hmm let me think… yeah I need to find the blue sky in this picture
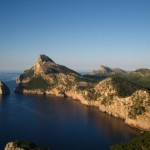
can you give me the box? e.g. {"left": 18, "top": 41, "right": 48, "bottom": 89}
{"left": 0, "top": 0, "right": 150, "bottom": 72}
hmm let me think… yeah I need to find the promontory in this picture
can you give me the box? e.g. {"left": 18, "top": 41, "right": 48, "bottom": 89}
{"left": 15, "top": 54, "right": 150, "bottom": 131}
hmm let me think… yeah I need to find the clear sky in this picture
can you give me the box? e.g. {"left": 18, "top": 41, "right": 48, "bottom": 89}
{"left": 0, "top": 0, "right": 150, "bottom": 72}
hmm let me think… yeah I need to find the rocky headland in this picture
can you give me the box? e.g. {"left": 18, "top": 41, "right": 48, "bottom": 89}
{"left": 0, "top": 81, "right": 10, "bottom": 95}
{"left": 15, "top": 54, "right": 150, "bottom": 131}
{"left": 4, "top": 141, "right": 49, "bottom": 150}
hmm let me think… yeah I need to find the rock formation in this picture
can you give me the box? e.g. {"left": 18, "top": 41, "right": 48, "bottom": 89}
{"left": 90, "top": 65, "right": 126, "bottom": 75}
{"left": 0, "top": 81, "right": 10, "bottom": 95}
{"left": 5, "top": 142, "right": 20, "bottom": 150}
{"left": 4, "top": 141, "right": 49, "bottom": 150}
{"left": 15, "top": 54, "right": 150, "bottom": 131}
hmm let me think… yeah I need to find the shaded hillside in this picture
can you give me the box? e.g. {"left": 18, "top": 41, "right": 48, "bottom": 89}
{"left": 89, "top": 66, "right": 150, "bottom": 88}
{"left": 111, "top": 132, "right": 150, "bottom": 150}
{"left": 111, "top": 77, "right": 144, "bottom": 98}
{"left": 122, "top": 70, "right": 150, "bottom": 89}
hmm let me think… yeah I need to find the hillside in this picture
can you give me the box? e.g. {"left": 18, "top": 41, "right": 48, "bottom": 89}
{"left": 89, "top": 66, "right": 150, "bottom": 88}
{"left": 90, "top": 65, "right": 126, "bottom": 75}
{"left": 111, "top": 132, "right": 150, "bottom": 150}
{"left": 123, "top": 69, "right": 150, "bottom": 89}
{"left": 15, "top": 55, "right": 150, "bottom": 131}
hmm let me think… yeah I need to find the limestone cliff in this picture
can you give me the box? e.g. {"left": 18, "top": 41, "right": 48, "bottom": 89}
{"left": 15, "top": 54, "right": 150, "bottom": 131}
{"left": 0, "top": 81, "right": 10, "bottom": 95}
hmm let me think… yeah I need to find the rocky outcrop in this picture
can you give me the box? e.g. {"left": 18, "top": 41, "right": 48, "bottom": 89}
{"left": 5, "top": 142, "right": 25, "bottom": 150}
{"left": 90, "top": 65, "right": 126, "bottom": 75}
{"left": 15, "top": 54, "right": 150, "bottom": 131}
{"left": 4, "top": 141, "right": 49, "bottom": 150}
{"left": 0, "top": 81, "right": 10, "bottom": 95}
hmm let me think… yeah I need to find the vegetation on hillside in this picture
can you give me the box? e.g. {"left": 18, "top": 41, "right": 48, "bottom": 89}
{"left": 88, "top": 68, "right": 150, "bottom": 89}
{"left": 111, "top": 132, "right": 150, "bottom": 150}
{"left": 22, "top": 68, "right": 34, "bottom": 79}
{"left": 25, "top": 75, "right": 49, "bottom": 90}
{"left": 13, "top": 140, "right": 50, "bottom": 150}
{"left": 111, "top": 77, "right": 142, "bottom": 98}
{"left": 125, "top": 75, "right": 150, "bottom": 89}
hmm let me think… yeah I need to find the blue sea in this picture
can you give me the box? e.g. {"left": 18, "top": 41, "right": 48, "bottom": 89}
{"left": 0, "top": 72, "right": 140, "bottom": 150}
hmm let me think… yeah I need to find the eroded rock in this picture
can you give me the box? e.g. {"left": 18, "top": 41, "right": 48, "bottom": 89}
{"left": 0, "top": 81, "right": 10, "bottom": 95}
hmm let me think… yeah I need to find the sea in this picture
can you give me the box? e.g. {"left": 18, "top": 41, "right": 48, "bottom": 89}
{"left": 0, "top": 72, "right": 140, "bottom": 150}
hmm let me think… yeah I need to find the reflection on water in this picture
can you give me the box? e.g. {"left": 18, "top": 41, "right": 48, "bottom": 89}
{"left": 0, "top": 80, "right": 140, "bottom": 150}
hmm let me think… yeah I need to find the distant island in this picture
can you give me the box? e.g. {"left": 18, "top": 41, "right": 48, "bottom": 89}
{"left": 15, "top": 54, "right": 150, "bottom": 131}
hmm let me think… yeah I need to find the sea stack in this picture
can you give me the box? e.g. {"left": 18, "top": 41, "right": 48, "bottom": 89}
{"left": 0, "top": 80, "right": 10, "bottom": 95}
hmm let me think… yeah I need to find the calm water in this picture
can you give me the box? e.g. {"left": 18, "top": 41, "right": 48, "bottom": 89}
{"left": 0, "top": 73, "right": 140, "bottom": 150}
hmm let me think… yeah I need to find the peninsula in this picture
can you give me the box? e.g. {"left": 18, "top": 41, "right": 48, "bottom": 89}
{"left": 15, "top": 55, "right": 150, "bottom": 131}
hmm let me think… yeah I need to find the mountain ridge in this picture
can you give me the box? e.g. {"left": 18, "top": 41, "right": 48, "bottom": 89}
{"left": 90, "top": 65, "right": 126, "bottom": 75}
{"left": 88, "top": 66, "right": 150, "bottom": 89}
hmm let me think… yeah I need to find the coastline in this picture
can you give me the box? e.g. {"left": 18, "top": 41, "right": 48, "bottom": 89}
{"left": 15, "top": 87, "right": 150, "bottom": 132}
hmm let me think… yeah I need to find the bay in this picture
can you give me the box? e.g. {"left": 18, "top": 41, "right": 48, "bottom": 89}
{"left": 0, "top": 73, "right": 140, "bottom": 150}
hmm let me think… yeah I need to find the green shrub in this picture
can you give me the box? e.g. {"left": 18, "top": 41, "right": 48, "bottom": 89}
{"left": 23, "top": 68, "right": 34, "bottom": 79}
{"left": 111, "top": 77, "right": 142, "bottom": 98}
{"left": 13, "top": 140, "right": 50, "bottom": 150}
{"left": 83, "top": 88, "right": 101, "bottom": 101}
{"left": 128, "top": 105, "right": 145, "bottom": 119}
{"left": 101, "top": 95, "right": 113, "bottom": 106}
{"left": 111, "top": 132, "right": 150, "bottom": 150}
{"left": 25, "top": 75, "right": 49, "bottom": 90}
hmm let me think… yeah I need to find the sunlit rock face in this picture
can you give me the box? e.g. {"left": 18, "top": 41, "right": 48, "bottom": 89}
{"left": 4, "top": 142, "right": 21, "bottom": 150}
{"left": 4, "top": 141, "right": 48, "bottom": 150}
{"left": 0, "top": 81, "right": 10, "bottom": 95}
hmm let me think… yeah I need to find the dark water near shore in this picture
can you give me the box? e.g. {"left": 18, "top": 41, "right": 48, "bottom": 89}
{"left": 0, "top": 73, "right": 140, "bottom": 150}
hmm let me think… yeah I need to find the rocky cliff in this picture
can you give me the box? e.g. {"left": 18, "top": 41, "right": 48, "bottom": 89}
{"left": 15, "top": 54, "right": 150, "bottom": 131}
{"left": 0, "top": 81, "right": 10, "bottom": 95}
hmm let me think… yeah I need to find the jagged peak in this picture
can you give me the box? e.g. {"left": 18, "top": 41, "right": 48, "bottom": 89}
{"left": 38, "top": 54, "right": 55, "bottom": 63}
{"left": 99, "top": 65, "right": 111, "bottom": 70}
{"left": 98, "top": 65, "right": 112, "bottom": 73}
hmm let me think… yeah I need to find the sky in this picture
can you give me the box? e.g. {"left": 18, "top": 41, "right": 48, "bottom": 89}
{"left": 0, "top": 0, "right": 150, "bottom": 72}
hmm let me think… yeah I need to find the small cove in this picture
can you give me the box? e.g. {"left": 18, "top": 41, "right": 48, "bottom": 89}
{"left": 0, "top": 73, "right": 140, "bottom": 150}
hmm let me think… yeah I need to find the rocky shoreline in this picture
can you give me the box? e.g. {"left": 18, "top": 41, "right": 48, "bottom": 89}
{"left": 14, "top": 55, "right": 150, "bottom": 131}
{"left": 4, "top": 141, "right": 50, "bottom": 150}
{"left": 15, "top": 87, "right": 150, "bottom": 131}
